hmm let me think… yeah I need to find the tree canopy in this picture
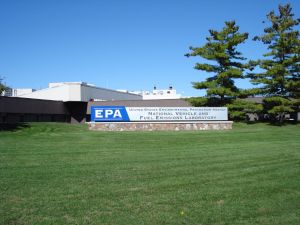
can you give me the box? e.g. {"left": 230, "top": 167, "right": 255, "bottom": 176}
{"left": 186, "top": 21, "right": 249, "bottom": 106}
{"left": 249, "top": 3, "right": 300, "bottom": 121}
{"left": 250, "top": 4, "right": 300, "bottom": 97}
{"left": 186, "top": 4, "right": 300, "bottom": 122}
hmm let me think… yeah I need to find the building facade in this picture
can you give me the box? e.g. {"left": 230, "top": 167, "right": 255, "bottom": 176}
{"left": 14, "top": 82, "right": 142, "bottom": 102}
{"left": 119, "top": 86, "right": 182, "bottom": 100}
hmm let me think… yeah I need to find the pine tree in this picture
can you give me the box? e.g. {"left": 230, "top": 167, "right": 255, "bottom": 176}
{"left": 250, "top": 4, "right": 300, "bottom": 122}
{"left": 186, "top": 21, "right": 249, "bottom": 106}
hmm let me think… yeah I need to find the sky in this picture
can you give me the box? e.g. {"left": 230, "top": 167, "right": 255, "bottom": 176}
{"left": 0, "top": 0, "right": 299, "bottom": 97}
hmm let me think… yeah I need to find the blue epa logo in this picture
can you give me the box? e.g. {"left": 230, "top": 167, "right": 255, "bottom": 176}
{"left": 95, "top": 109, "right": 122, "bottom": 119}
{"left": 91, "top": 106, "right": 129, "bottom": 122}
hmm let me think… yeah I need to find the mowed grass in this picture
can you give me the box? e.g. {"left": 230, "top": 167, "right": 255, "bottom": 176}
{"left": 0, "top": 123, "right": 300, "bottom": 225}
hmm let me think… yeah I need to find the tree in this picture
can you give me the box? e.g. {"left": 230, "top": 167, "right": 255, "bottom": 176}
{"left": 249, "top": 4, "right": 300, "bottom": 122}
{"left": 226, "top": 99, "right": 263, "bottom": 121}
{"left": 185, "top": 21, "right": 249, "bottom": 106}
{"left": 0, "top": 77, "right": 7, "bottom": 95}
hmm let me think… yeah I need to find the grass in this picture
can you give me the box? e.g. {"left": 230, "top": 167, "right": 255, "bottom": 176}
{"left": 0, "top": 122, "right": 300, "bottom": 225}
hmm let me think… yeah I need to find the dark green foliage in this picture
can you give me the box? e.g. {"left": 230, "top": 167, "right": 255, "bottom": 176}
{"left": 187, "top": 97, "right": 208, "bottom": 106}
{"left": 186, "top": 21, "right": 249, "bottom": 106}
{"left": 263, "top": 97, "right": 295, "bottom": 122}
{"left": 227, "top": 99, "right": 263, "bottom": 120}
{"left": 0, "top": 77, "right": 7, "bottom": 94}
{"left": 250, "top": 4, "right": 300, "bottom": 121}
{"left": 187, "top": 96, "right": 231, "bottom": 107}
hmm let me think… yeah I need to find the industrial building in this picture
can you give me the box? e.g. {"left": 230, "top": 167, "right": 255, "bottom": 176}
{"left": 2, "top": 88, "right": 36, "bottom": 97}
{"left": 122, "top": 86, "right": 182, "bottom": 100}
{"left": 0, "top": 96, "right": 190, "bottom": 124}
{"left": 4, "top": 82, "right": 183, "bottom": 101}
{"left": 9, "top": 82, "right": 142, "bottom": 102}
{"left": 0, "top": 81, "right": 189, "bottom": 124}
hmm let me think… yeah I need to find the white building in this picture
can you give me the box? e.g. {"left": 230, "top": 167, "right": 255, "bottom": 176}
{"left": 1, "top": 88, "right": 36, "bottom": 97}
{"left": 121, "top": 86, "right": 182, "bottom": 100}
{"left": 13, "top": 88, "right": 36, "bottom": 97}
{"left": 16, "top": 82, "right": 142, "bottom": 102}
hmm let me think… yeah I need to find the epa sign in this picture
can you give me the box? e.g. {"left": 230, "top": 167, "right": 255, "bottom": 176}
{"left": 91, "top": 106, "right": 228, "bottom": 122}
{"left": 91, "top": 106, "right": 129, "bottom": 122}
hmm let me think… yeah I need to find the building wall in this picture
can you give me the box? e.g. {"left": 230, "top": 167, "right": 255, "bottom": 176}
{"left": 12, "top": 89, "right": 35, "bottom": 97}
{"left": 1, "top": 98, "right": 191, "bottom": 124}
{"left": 0, "top": 96, "right": 69, "bottom": 114}
{"left": 142, "top": 89, "right": 181, "bottom": 100}
{"left": 128, "top": 88, "right": 182, "bottom": 100}
{"left": 17, "top": 83, "right": 142, "bottom": 102}
{"left": 142, "top": 93, "right": 181, "bottom": 100}
{"left": 81, "top": 84, "right": 142, "bottom": 102}
{"left": 0, "top": 96, "right": 70, "bottom": 123}
{"left": 18, "top": 85, "right": 73, "bottom": 101}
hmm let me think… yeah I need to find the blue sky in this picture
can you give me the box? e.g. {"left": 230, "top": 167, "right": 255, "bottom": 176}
{"left": 1, "top": 0, "right": 299, "bottom": 97}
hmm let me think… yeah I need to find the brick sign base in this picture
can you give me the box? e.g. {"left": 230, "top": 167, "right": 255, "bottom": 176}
{"left": 88, "top": 121, "right": 233, "bottom": 131}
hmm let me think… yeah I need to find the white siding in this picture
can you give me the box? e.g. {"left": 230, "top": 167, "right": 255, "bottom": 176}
{"left": 80, "top": 85, "right": 142, "bottom": 101}
{"left": 19, "top": 85, "right": 73, "bottom": 101}
{"left": 18, "top": 82, "right": 142, "bottom": 102}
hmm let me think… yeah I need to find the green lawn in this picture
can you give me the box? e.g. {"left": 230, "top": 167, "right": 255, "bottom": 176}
{"left": 0, "top": 123, "right": 300, "bottom": 225}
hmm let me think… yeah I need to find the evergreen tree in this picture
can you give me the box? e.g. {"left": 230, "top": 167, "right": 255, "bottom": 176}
{"left": 0, "top": 77, "right": 7, "bottom": 95}
{"left": 250, "top": 4, "right": 300, "bottom": 122}
{"left": 185, "top": 21, "right": 249, "bottom": 106}
{"left": 226, "top": 99, "right": 263, "bottom": 121}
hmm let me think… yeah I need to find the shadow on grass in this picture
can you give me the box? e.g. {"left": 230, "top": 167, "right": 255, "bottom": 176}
{"left": 0, "top": 123, "right": 31, "bottom": 132}
{"left": 237, "top": 120, "right": 299, "bottom": 127}
{"left": 267, "top": 121, "right": 299, "bottom": 126}
{"left": 232, "top": 119, "right": 300, "bottom": 128}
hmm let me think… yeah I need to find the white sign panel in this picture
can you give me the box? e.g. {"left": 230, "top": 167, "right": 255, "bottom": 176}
{"left": 91, "top": 106, "right": 228, "bottom": 121}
